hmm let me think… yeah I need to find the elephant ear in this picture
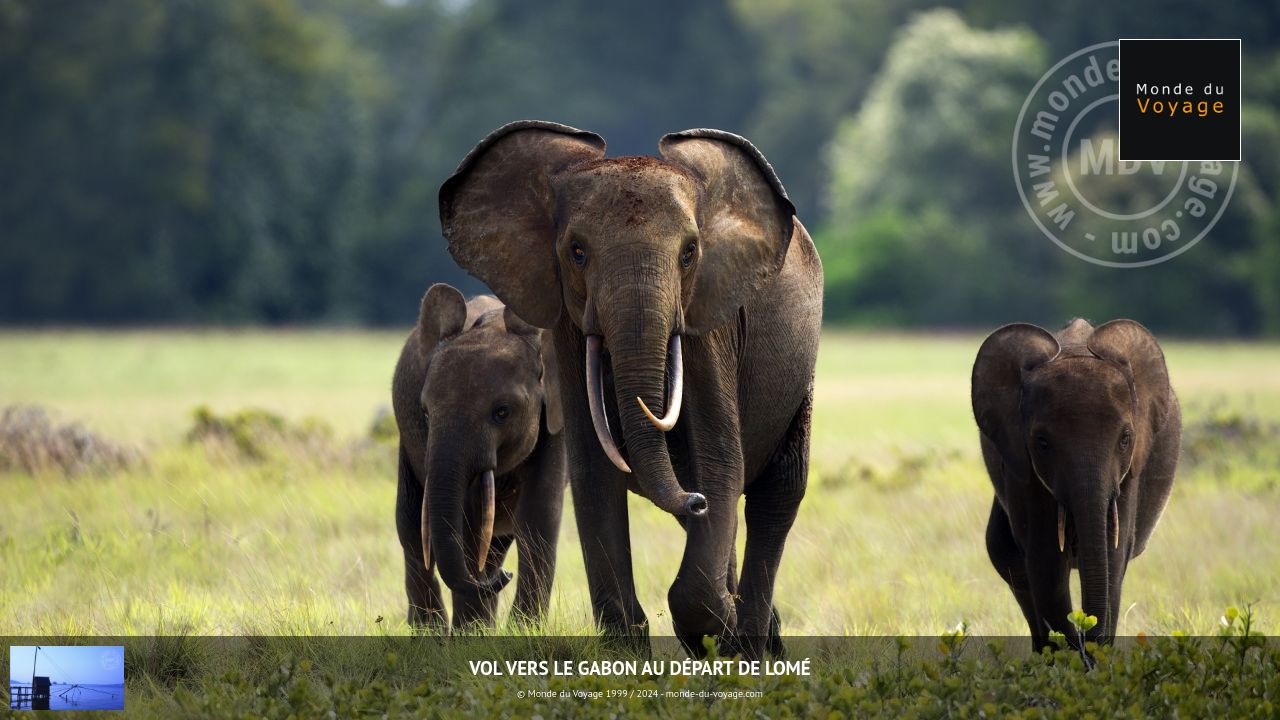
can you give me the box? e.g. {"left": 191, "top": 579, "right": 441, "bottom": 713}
{"left": 418, "top": 283, "right": 468, "bottom": 362}
{"left": 658, "top": 129, "right": 796, "bottom": 333}
{"left": 440, "top": 121, "right": 607, "bottom": 329}
{"left": 1088, "top": 319, "right": 1173, "bottom": 461}
{"left": 971, "top": 323, "right": 1061, "bottom": 480}
{"left": 501, "top": 307, "right": 562, "bottom": 435}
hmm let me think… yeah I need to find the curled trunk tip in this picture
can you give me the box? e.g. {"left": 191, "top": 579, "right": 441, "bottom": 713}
{"left": 428, "top": 467, "right": 510, "bottom": 597}
{"left": 684, "top": 492, "right": 708, "bottom": 517}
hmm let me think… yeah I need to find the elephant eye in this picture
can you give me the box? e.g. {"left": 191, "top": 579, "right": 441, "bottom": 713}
{"left": 491, "top": 403, "right": 511, "bottom": 424}
{"left": 1119, "top": 430, "right": 1132, "bottom": 451}
{"left": 570, "top": 241, "right": 587, "bottom": 266}
{"left": 1036, "top": 435, "right": 1050, "bottom": 451}
{"left": 680, "top": 240, "right": 697, "bottom": 268}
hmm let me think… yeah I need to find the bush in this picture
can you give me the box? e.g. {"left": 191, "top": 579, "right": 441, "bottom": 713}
{"left": 0, "top": 405, "right": 140, "bottom": 476}
{"left": 1182, "top": 406, "right": 1280, "bottom": 492}
{"left": 185, "top": 405, "right": 393, "bottom": 472}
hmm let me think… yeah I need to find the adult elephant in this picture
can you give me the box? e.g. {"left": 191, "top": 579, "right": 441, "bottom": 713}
{"left": 439, "top": 121, "right": 823, "bottom": 657}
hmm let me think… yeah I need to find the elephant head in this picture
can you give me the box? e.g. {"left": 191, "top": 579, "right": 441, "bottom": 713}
{"left": 972, "top": 319, "right": 1174, "bottom": 640}
{"left": 415, "top": 283, "right": 562, "bottom": 596}
{"left": 439, "top": 121, "right": 795, "bottom": 518}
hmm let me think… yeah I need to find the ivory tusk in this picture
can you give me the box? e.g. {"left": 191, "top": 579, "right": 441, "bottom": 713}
{"left": 1057, "top": 504, "right": 1066, "bottom": 553}
{"left": 586, "top": 335, "right": 631, "bottom": 473}
{"left": 1110, "top": 497, "right": 1120, "bottom": 550}
{"left": 636, "top": 335, "right": 683, "bottom": 432}
{"left": 420, "top": 484, "right": 431, "bottom": 571}
{"left": 476, "top": 469, "right": 495, "bottom": 574}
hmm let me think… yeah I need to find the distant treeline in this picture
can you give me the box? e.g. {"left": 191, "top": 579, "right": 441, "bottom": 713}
{"left": 1, "top": 0, "right": 1278, "bottom": 334}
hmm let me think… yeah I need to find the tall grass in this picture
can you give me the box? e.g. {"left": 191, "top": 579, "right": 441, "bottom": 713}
{"left": 1, "top": 330, "right": 1278, "bottom": 637}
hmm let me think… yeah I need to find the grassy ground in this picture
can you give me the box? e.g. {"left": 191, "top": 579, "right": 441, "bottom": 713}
{"left": 1, "top": 329, "right": 1278, "bottom": 639}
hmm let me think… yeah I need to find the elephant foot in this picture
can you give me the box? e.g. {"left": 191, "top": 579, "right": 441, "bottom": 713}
{"left": 669, "top": 582, "right": 735, "bottom": 658}
{"left": 767, "top": 606, "right": 784, "bottom": 658}
{"left": 719, "top": 609, "right": 783, "bottom": 661}
{"left": 599, "top": 630, "right": 652, "bottom": 659}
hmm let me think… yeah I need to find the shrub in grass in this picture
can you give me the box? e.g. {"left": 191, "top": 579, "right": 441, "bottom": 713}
{"left": 185, "top": 405, "right": 393, "bottom": 472}
{"left": 0, "top": 404, "right": 140, "bottom": 476}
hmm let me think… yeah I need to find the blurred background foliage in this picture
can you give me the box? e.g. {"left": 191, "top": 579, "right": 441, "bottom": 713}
{"left": 1, "top": 0, "right": 1277, "bottom": 334}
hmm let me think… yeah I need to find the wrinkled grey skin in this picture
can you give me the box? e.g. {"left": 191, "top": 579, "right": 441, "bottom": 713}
{"left": 438, "top": 121, "right": 823, "bottom": 658}
{"left": 972, "top": 318, "right": 1180, "bottom": 650}
{"left": 392, "top": 283, "right": 566, "bottom": 630}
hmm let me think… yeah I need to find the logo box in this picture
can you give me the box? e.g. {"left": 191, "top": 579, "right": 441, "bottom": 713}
{"left": 1119, "top": 39, "right": 1241, "bottom": 161}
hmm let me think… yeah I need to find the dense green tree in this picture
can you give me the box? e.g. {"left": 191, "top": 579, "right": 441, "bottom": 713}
{"left": 0, "top": 0, "right": 375, "bottom": 323}
{"left": 0, "top": 0, "right": 1277, "bottom": 334}
{"left": 821, "top": 10, "right": 1054, "bottom": 326}
{"left": 821, "top": 8, "right": 1280, "bottom": 336}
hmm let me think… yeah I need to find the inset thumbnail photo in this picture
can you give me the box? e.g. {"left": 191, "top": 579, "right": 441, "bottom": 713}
{"left": 8, "top": 645, "right": 124, "bottom": 711}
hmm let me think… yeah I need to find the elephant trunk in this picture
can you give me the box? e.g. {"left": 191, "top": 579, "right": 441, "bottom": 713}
{"left": 584, "top": 257, "right": 705, "bottom": 517}
{"left": 611, "top": 339, "right": 706, "bottom": 517}
{"left": 425, "top": 443, "right": 509, "bottom": 596}
{"left": 1073, "top": 485, "right": 1113, "bottom": 644}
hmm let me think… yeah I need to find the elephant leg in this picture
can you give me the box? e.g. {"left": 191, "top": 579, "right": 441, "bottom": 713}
{"left": 569, "top": 455, "right": 647, "bottom": 645}
{"left": 1024, "top": 526, "right": 1073, "bottom": 652}
{"left": 716, "top": 529, "right": 753, "bottom": 658}
{"left": 669, "top": 485, "right": 741, "bottom": 658}
{"left": 672, "top": 511, "right": 744, "bottom": 657}
{"left": 512, "top": 432, "right": 567, "bottom": 625}
{"left": 556, "top": 323, "right": 647, "bottom": 648}
{"left": 452, "top": 535, "right": 515, "bottom": 629}
{"left": 396, "top": 445, "right": 446, "bottom": 630}
{"left": 668, "top": 372, "right": 746, "bottom": 658}
{"left": 735, "top": 390, "right": 812, "bottom": 660}
{"left": 985, "top": 498, "right": 1036, "bottom": 645}
{"left": 1107, "top": 558, "right": 1129, "bottom": 641}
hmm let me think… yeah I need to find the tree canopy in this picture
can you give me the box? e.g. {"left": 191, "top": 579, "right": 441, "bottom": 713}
{"left": 1, "top": 0, "right": 1277, "bottom": 334}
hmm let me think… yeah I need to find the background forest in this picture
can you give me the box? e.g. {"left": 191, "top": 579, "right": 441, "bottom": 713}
{"left": 2, "top": 0, "right": 1279, "bottom": 334}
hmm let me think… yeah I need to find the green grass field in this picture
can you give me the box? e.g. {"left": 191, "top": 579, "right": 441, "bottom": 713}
{"left": 2, "top": 329, "right": 1278, "bottom": 638}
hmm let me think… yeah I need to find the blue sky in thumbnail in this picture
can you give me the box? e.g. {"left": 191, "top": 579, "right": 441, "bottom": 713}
{"left": 9, "top": 646, "right": 124, "bottom": 685}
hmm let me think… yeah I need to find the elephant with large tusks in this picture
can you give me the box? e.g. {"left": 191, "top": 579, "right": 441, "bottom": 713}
{"left": 392, "top": 283, "right": 566, "bottom": 630}
{"left": 972, "top": 318, "right": 1181, "bottom": 650}
{"left": 438, "top": 120, "right": 823, "bottom": 658}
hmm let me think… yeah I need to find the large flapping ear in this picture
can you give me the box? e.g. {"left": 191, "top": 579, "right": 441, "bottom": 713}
{"left": 971, "top": 323, "right": 1061, "bottom": 480}
{"left": 658, "top": 129, "right": 796, "bottom": 333}
{"left": 418, "top": 283, "right": 468, "bottom": 361}
{"left": 440, "top": 121, "right": 607, "bottom": 329}
{"left": 501, "top": 306, "right": 562, "bottom": 435}
{"left": 1088, "top": 319, "right": 1174, "bottom": 459}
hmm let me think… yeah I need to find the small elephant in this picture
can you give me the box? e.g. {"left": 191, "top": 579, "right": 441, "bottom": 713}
{"left": 392, "top": 283, "right": 566, "bottom": 630}
{"left": 972, "top": 318, "right": 1180, "bottom": 649}
{"left": 438, "top": 121, "right": 823, "bottom": 658}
